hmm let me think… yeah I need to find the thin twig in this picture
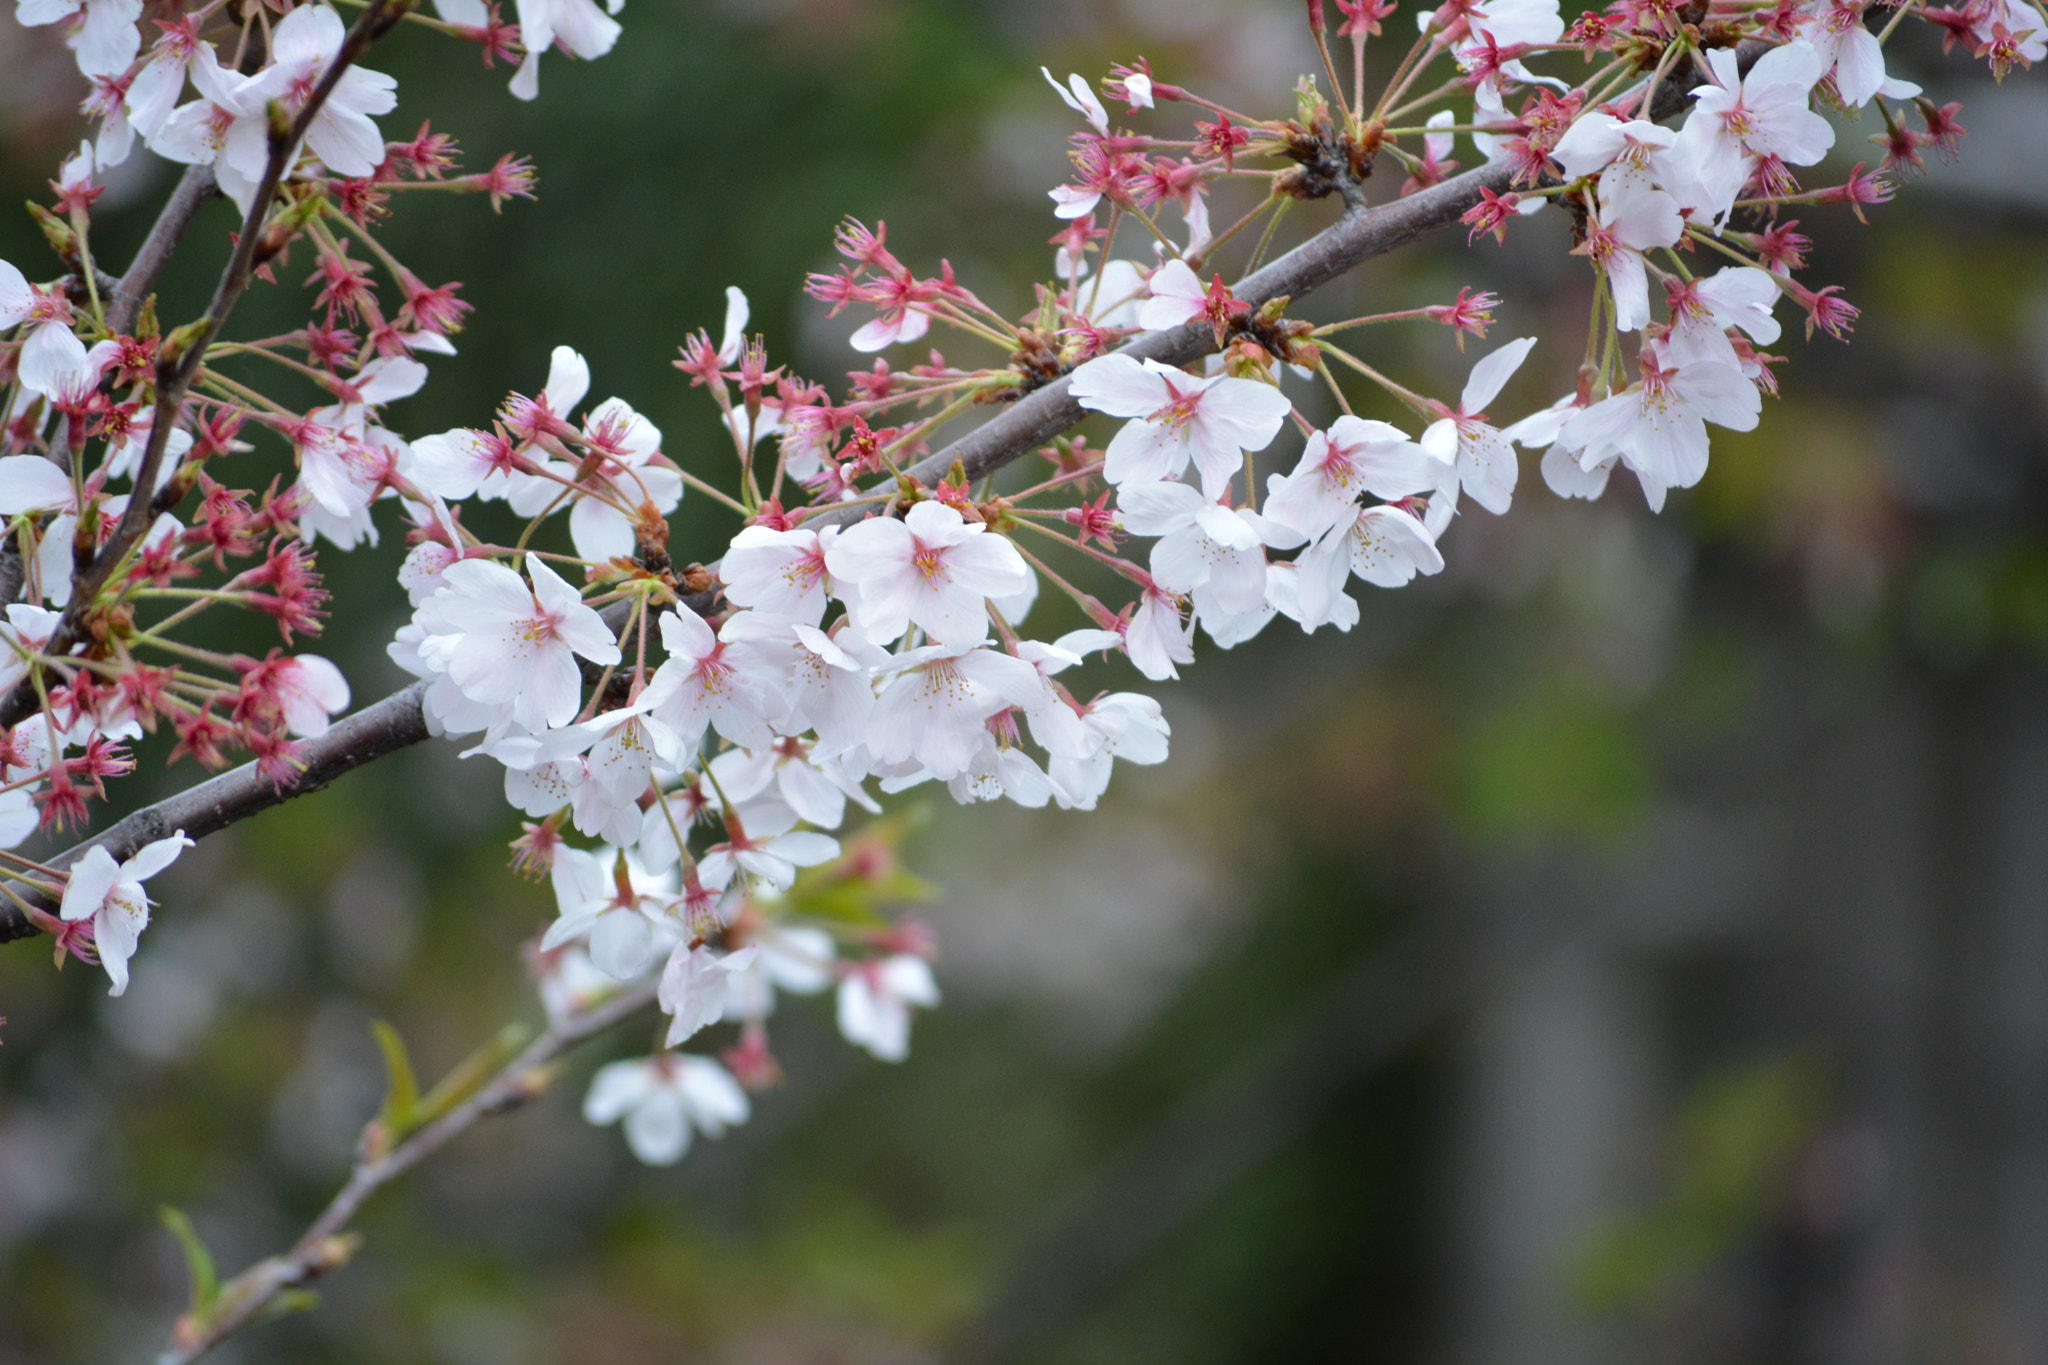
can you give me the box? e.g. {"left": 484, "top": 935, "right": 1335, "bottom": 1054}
{"left": 107, "top": 165, "right": 221, "bottom": 336}
{"left": 0, "top": 0, "right": 402, "bottom": 730}
{"left": 154, "top": 978, "right": 660, "bottom": 1365}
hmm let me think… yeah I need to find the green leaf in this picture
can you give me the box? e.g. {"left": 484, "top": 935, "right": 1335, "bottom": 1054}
{"left": 786, "top": 810, "right": 938, "bottom": 927}
{"left": 370, "top": 1019, "right": 421, "bottom": 1140}
{"left": 413, "top": 1023, "right": 531, "bottom": 1129}
{"left": 158, "top": 1206, "right": 219, "bottom": 1321}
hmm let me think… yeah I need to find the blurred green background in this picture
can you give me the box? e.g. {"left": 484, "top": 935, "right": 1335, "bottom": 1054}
{"left": 5, "top": 2, "right": 2048, "bottom": 1362}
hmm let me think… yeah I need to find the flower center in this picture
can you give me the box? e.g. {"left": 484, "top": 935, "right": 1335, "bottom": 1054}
{"left": 911, "top": 541, "right": 948, "bottom": 582}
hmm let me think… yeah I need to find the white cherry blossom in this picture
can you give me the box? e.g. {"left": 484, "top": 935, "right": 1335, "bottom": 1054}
{"left": 1038, "top": 692, "right": 1170, "bottom": 811}
{"left": 1041, "top": 66, "right": 1108, "bottom": 134}
{"left": 720, "top": 612, "right": 884, "bottom": 760}
{"left": 722, "top": 922, "right": 836, "bottom": 1021}
{"left": 583, "top": 1054, "right": 749, "bottom": 1166}
{"left": 1672, "top": 42, "right": 1834, "bottom": 223}
{"left": 1124, "top": 583, "right": 1194, "bottom": 681}
{"left": 641, "top": 604, "right": 784, "bottom": 764}
{"left": 1294, "top": 504, "right": 1445, "bottom": 628}
{"left": 1421, "top": 336, "right": 1537, "bottom": 515}
{"left": 271, "top": 655, "right": 351, "bottom": 738}
{"left": 59, "top": 832, "right": 193, "bottom": 996}
{"left": 15, "top": 0, "right": 139, "bottom": 78}
{"left": 659, "top": 942, "right": 759, "bottom": 1045}
{"left": 415, "top": 555, "right": 621, "bottom": 733}
{"left": 1798, "top": 0, "right": 1921, "bottom": 106}
{"left": 710, "top": 739, "right": 876, "bottom": 832}
{"left": 837, "top": 955, "right": 941, "bottom": 1062}
{"left": 1264, "top": 417, "right": 1446, "bottom": 540}
{"left": 541, "top": 845, "right": 677, "bottom": 982}
{"left": 1666, "top": 266, "right": 1783, "bottom": 369}
{"left": 1115, "top": 480, "right": 1269, "bottom": 617}
{"left": 866, "top": 644, "right": 1050, "bottom": 778}
{"left": 1137, "top": 259, "right": 1210, "bottom": 332}
{"left": 720, "top": 524, "right": 837, "bottom": 626}
{"left": 825, "top": 501, "right": 1031, "bottom": 649}
{"left": 1557, "top": 345, "right": 1762, "bottom": 509}
{"left": 509, "top": 0, "right": 625, "bottom": 101}
{"left": 1070, "top": 354, "right": 1293, "bottom": 499}
{"left": 698, "top": 817, "right": 840, "bottom": 894}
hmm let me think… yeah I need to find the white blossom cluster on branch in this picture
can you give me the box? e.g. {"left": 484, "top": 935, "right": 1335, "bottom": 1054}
{"left": 0, "top": 0, "right": 2035, "bottom": 1196}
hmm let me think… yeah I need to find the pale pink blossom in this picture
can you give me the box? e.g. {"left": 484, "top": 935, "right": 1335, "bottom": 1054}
{"left": 1672, "top": 41, "right": 1834, "bottom": 223}
{"left": 418, "top": 555, "right": 621, "bottom": 732}
{"left": 947, "top": 732, "right": 1059, "bottom": 808}
{"left": 659, "top": 943, "right": 760, "bottom": 1045}
{"left": 1136, "top": 259, "right": 1209, "bottom": 332}
{"left": 509, "top": 0, "right": 625, "bottom": 100}
{"left": 710, "top": 739, "right": 877, "bottom": 832}
{"left": 642, "top": 604, "right": 784, "bottom": 764}
{"left": 409, "top": 428, "right": 522, "bottom": 502}
{"left": 866, "top": 644, "right": 1050, "bottom": 778}
{"left": 1124, "top": 582, "right": 1194, "bottom": 681}
{"left": 1295, "top": 504, "right": 1445, "bottom": 629}
{"left": 272, "top": 655, "right": 351, "bottom": 737}
{"left": 583, "top": 1053, "right": 749, "bottom": 1165}
{"left": 177, "top": 7, "right": 398, "bottom": 213}
{"left": 1115, "top": 480, "right": 1269, "bottom": 617}
{"left": 1264, "top": 417, "right": 1446, "bottom": 540}
{"left": 559, "top": 397, "right": 680, "bottom": 562}
{"left": 1421, "top": 336, "right": 1537, "bottom": 515}
{"left": 838, "top": 955, "right": 941, "bottom": 1062}
{"left": 0, "top": 259, "right": 98, "bottom": 401}
{"left": 15, "top": 0, "right": 139, "bottom": 78}
{"left": 698, "top": 819, "right": 840, "bottom": 894}
{"left": 541, "top": 845, "right": 676, "bottom": 981}
{"left": 825, "top": 501, "right": 1031, "bottom": 649}
{"left": 1557, "top": 345, "right": 1762, "bottom": 509}
{"left": 1666, "top": 266, "right": 1783, "bottom": 369}
{"left": 722, "top": 922, "right": 836, "bottom": 1021}
{"left": 1580, "top": 185, "right": 1683, "bottom": 333}
{"left": 1797, "top": 0, "right": 1921, "bottom": 106}
{"left": 59, "top": 831, "right": 193, "bottom": 996}
{"left": 1070, "top": 354, "right": 1292, "bottom": 499}
{"left": 719, "top": 611, "right": 885, "bottom": 760}
{"left": 1040, "top": 692, "right": 1170, "bottom": 811}
{"left": 1042, "top": 66, "right": 1109, "bottom": 134}
{"left": 721, "top": 524, "right": 838, "bottom": 626}
{"left": 0, "top": 604, "right": 61, "bottom": 698}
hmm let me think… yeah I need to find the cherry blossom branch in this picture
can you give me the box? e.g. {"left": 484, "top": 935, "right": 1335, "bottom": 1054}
{"left": 878, "top": 159, "right": 1515, "bottom": 515}
{"left": 1, "top": 47, "right": 1748, "bottom": 949}
{"left": 5, "top": 166, "right": 1513, "bottom": 946}
{"left": 0, "top": 0, "right": 403, "bottom": 731}
{"left": 817, "top": 42, "right": 1742, "bottom": 524}
{"left": 0, "top": 683, "right": 429, "bottom": 943}
{"left": 152, "top": 977, "right": 660, "bottom": 1365}
{"left": 107, "top": 165, "right": 221, "bottom": 337}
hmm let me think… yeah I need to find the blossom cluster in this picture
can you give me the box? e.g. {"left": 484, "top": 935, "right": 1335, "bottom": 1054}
{"left": 0, "top": 0, "right": 2033, "bottom": 1167}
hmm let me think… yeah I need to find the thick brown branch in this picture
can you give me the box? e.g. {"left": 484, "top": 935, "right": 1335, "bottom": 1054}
{"left": 0, "top": 683, "right": 429, "bottom": 943}
{"left": 153, "top": 978, "right": 659, "bottom": 1365}
{"left": 107, "top": 165, "right": 221, "bottom": 337}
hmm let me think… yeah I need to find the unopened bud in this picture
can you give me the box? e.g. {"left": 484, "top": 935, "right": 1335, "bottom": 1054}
{"left": 27, "top": 203, "right": 77, "bottom": 263}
